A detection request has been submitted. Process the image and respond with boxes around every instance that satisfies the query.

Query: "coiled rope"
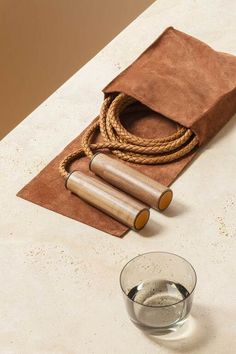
[59,93,199,179]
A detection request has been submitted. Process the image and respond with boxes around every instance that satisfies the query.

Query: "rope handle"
[59,93,199,179]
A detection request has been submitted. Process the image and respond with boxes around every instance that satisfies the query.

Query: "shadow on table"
[143,304,214,353]
[138,198,189,237]
[139,217,162,238]
[162,199,189,218]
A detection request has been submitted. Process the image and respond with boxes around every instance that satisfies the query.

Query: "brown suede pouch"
[18,27,236,237]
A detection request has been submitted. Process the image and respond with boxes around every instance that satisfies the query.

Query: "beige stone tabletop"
[0,1,236,353]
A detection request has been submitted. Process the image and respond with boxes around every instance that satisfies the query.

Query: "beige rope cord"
[59,93,199,179]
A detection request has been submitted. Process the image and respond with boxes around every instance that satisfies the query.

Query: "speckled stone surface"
[0,1,236,353]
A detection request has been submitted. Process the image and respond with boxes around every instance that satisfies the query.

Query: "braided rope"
[59,93,199,179]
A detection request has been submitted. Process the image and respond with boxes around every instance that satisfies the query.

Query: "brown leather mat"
[17,28,236,237]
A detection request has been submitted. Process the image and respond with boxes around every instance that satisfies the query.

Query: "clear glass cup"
[119,252,197,335]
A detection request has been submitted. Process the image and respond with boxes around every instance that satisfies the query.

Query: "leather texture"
[18,28,236,237]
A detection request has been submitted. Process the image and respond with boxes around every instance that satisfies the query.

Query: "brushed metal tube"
[66,170,149,230]
[89,153,173,211]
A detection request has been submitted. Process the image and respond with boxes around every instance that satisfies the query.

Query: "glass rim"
[119,251,197,308]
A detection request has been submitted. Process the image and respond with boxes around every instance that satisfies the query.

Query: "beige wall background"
[0,0,154,139]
